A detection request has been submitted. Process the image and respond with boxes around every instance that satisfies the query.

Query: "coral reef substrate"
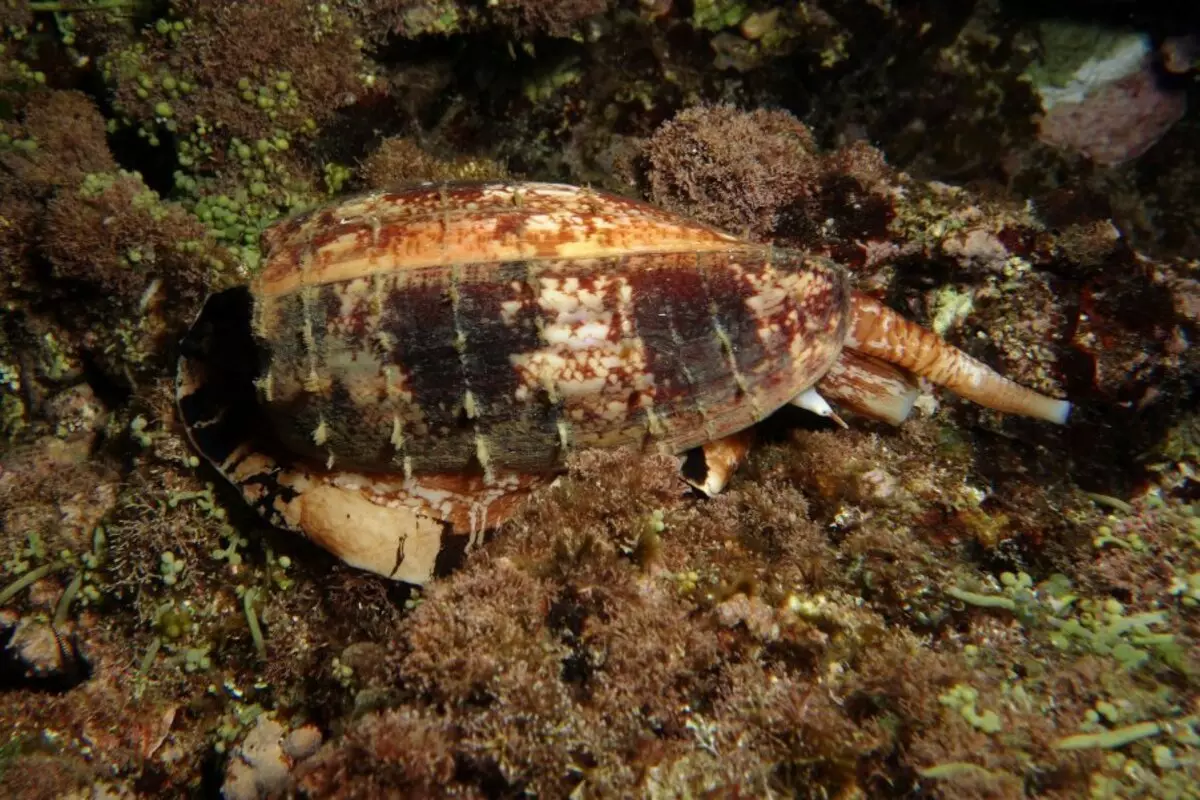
[1,1,1198,797]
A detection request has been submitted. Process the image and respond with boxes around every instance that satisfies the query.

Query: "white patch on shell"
[739,267,821,359]
[500,297,524,325]
[510,273,655,423]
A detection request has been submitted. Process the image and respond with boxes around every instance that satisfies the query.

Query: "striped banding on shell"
[176,181,1069,583]
[844,294,1071,425]
[815,348,920,426]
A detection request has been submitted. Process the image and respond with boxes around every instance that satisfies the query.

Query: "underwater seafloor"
[1,1,1199,797]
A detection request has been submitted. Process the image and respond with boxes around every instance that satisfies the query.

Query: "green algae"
[691,0,748,32]
[1024,19,1147,91]
[939,684,1003,734]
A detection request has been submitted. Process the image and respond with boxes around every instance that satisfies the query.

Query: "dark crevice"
[106,124,180,197]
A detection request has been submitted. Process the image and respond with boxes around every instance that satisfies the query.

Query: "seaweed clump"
[484,0,608,38]
[101,0,373,154]
[291,441,1200,797]
[1,84,232,396]
[44,171,217,308]
[0,90,116,195]
[1,90,117,297]
[360,0,607,38]
[645,104,823,239]
[297,449,925,796]
[643,104,898,268]
[360,136,509,188]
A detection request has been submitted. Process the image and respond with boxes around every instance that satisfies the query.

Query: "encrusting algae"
[1,2,1199,798]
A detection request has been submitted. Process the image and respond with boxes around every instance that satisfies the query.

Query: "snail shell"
[177,181,1067,582]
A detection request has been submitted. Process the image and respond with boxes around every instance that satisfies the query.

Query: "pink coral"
[1037,59,1186,166]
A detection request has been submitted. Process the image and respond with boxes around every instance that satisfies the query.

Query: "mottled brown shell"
[177,181,1068,583]
[250,182,849,479]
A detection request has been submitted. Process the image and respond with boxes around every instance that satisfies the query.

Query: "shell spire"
[846,293,1071,425]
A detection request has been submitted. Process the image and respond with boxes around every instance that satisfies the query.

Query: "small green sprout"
[160,551,185,586]
[672,570,701,595]
[130,415,153,447]
[1168,572,1200,607]
[331,657,354,689]
[939,684,1002,734]
[240,586,267,660]
[181,647,211,673]
[211,530,247,567]
[404,588,423,611]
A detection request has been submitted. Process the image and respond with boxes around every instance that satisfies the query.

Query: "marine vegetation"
[0,1,1197,797]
